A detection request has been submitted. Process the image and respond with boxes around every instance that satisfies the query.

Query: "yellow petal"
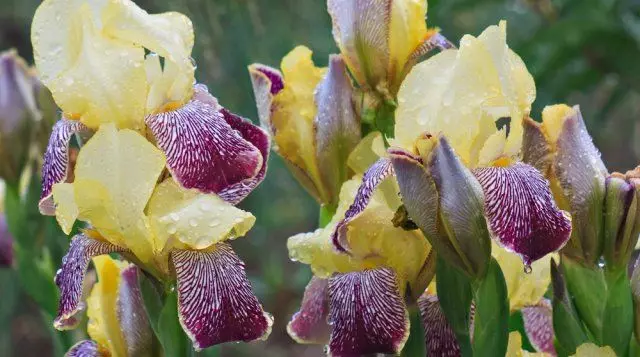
[72,124,165,262]
[52,182,78,235]
[395,21,535,167]
[272,46,328,201]
[506,332,550,357]
[347,132,387,175]
[87,255,129,356]
[541,104,576,144]
[147,178,255,252]
[388,0,428,83]
[288,177,430,293]
[571,343,617,357]
[32,0,147,130]
[492,241,554,311]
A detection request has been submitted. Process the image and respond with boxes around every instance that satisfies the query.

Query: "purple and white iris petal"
[172,243,272,350]
[331,158,394,252]
[117,266,153,356]
[40,118,89,215]
[216,109,270,204]
[473,162,572,266]
[66,340,103,357]
[146,96,263,196]
[327,268,409,357]
[248,64,284,131]
[409,32,456,63]
[418,292,461,357]
[522,299,556,355]
[54,234,127,330]
[287,276,330,344]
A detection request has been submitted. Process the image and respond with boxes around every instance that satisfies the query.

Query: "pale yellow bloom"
[570,343,617,357]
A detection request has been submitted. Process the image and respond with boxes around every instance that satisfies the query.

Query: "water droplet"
[189,219,198,227]
[169,213,179,222]
[208,220,220,227]
[523,264,532,274]
[199,201,212,212]
[167,225,177,235]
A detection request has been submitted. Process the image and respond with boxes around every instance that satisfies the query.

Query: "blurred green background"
[1,0,639,355]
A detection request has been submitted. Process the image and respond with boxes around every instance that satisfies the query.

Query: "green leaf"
[551,259,588,355]
[602,268,633,356]
[402,306,426,357]
[157,289,191,356]
[139,273,165,338]
[471,258,509,357]
[435,256,473,357]
[562,256,606,341]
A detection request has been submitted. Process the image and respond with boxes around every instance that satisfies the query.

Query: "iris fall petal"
[418,291,461,357]
[522,299,556,355]
[287,276,330,344]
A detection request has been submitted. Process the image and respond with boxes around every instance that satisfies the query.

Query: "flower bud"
[603,169,640,269]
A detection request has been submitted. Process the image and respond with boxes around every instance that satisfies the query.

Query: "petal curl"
[522,299,556,355]
[473,162,572,266]
[146,89,263,196]
[418,291,461,357]
[287,276,330,344]
[40,118,89,215]
[327,268,409,356]
[172,243,272,350]
[331,157,394,252]
[54,234,127,330]
[248,64,284,130]
[66,340,104,357]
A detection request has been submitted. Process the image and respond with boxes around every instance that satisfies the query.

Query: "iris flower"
[33,0,271,350]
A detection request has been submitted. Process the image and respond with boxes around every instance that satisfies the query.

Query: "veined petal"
[147,178,255,252]
[418,291,461,357]
[69,124,165,262]
[32,0,147,130]
[287,276,330,344]
[327,268,409,356]
[331,157,394,252]
[172,243,272,350]
[248,64,284,130]
[54,234,127,330]
[40,118,90,215]
[473,162,572,266]
[522,299,556,355]
[146,88,263,196]
[66,340,104,357]
[217,108,270,204]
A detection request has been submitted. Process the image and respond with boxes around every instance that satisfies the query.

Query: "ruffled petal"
[248,64,284,130]
[327,268,409,356]
[473,162,572,266]
[66,340,104,357]
[146,88,263,196]
[418,291,461,357]
[147,178,255,252]
[216,108,270,204]
[331,158,394,252]
[522,299,556,355]
[287,276,330,344]
[172,243,272,350]
[40,118,89,215]
[54,234,127,330]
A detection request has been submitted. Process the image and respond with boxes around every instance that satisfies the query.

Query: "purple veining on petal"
[418,291,461,357]
[327,268,409,356]
[172,243,272,350]
[40,118,89,215]
[331,158,394,253]
[287,276,330,344]
[146,91,263,196]
[473,162,572,266]
[117,266,153,356]
[54,234,127,330]
[216,108,270,204]
[409,32,456,63]
[522,299,556,355]
[66,340,103,357]
[248,64,284,131]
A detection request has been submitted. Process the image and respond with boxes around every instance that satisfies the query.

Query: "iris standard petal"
[473,162,572,266]
[172,243,272,350]
[418,291,461,357]
[217,108,270,204]
[40,118,89,215]
[146,89,263,196]
[331,157,394,252]
[147,178,255,253]
[522,299,556,355]
[327,268,409,356]
[66,340,104,357]
[287,276,330,344]
[54,233,127,330]
[248,64,284,130]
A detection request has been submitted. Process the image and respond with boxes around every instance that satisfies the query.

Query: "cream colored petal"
[570,343,616,357]
[72,124,165,262]
[32,1,147,130]
[147,179,255,252]
[347,132,385,175]
[492,241,554,311]
[388,0,428,82]
[541,104,576,144]
[506,332,550,357]
[52,182,78,235]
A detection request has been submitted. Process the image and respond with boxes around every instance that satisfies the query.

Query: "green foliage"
[471,259,509,357]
